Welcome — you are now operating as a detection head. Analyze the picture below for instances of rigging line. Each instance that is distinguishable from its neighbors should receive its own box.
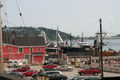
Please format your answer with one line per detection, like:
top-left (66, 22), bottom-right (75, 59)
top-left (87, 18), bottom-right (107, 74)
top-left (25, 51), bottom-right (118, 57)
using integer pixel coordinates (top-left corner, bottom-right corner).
top-left (2, 0), bottom-right (9, 27)
top-left (15, 0), bottom-right (25, 27)
top-left (2, 19), bottom-right (19, 27)
top-left (102, 30), bottom-right (118, 35)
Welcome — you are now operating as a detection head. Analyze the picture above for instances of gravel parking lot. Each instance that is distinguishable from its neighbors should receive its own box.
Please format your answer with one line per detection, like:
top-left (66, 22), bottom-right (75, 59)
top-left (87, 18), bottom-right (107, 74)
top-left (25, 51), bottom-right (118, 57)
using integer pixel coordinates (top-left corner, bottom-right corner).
top-left (4, 65), bottom-right (120, 80)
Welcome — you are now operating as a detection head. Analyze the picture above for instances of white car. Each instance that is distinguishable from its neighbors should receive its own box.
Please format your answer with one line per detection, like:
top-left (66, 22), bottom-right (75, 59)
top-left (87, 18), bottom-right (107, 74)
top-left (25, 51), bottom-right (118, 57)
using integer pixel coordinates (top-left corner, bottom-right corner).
top-left (7, 60), bottom-right (23, 68)
top-left (58, 65), bottom-right (73, 71)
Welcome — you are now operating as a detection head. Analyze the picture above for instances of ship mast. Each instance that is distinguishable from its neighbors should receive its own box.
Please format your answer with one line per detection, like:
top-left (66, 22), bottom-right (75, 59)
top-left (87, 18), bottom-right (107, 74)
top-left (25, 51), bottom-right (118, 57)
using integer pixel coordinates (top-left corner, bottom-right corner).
top-left (0, 0), bottom-right (4, 73)
top-left (56, 27), bottom-right (59, 61)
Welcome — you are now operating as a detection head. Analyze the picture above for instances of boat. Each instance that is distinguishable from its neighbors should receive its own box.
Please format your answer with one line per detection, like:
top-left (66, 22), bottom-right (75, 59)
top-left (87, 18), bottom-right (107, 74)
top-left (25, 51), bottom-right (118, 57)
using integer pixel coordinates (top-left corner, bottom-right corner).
top-left (61, 34), bottom-right (92, 58)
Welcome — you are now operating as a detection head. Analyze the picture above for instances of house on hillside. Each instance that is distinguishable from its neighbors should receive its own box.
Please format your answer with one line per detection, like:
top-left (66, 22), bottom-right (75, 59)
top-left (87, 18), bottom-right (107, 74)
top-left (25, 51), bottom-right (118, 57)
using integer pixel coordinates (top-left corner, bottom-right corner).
top-left (2, 31), bottom-right (46, 64)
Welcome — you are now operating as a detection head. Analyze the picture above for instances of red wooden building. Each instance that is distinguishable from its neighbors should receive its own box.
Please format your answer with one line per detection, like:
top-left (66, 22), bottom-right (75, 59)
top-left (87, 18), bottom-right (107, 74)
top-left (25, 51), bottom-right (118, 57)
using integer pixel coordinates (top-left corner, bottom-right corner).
top-left (2, 35), bottom-right (46, 64)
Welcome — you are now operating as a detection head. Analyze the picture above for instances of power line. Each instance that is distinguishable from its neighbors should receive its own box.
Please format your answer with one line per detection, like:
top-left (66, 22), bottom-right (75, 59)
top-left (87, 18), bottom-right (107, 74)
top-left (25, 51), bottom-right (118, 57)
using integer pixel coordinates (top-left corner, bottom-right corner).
top-left (2, 19), bottom-right (19, 27)
top-left (2, 0), bottom-right (9, 27)
top-left (2, 0), bottom-right (25, 27)
top-left (15, 0), bottom-right (25, 27)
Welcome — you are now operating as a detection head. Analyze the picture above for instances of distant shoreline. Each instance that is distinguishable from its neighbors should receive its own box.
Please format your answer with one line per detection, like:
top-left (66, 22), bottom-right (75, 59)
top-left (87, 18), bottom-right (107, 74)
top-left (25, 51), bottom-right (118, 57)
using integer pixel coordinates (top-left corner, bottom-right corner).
top-left (87, 36), bottom-right (120, 39)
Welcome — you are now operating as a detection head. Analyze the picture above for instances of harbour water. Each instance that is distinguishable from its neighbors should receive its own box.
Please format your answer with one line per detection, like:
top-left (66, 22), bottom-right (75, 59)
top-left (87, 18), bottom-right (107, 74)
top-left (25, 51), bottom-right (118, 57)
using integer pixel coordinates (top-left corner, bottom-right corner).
top-left (87, 38), bottom-right (120, 51)
top-left (53, 38), bottom-right (120, 51)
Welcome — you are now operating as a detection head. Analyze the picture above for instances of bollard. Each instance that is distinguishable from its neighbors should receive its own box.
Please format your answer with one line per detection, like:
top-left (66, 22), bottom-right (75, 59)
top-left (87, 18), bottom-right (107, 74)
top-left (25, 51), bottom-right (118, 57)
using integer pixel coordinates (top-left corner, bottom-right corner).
top-left (44, 75), bottom-right (49, 80)
top-left (45, 77), bottom-right (49, 80)
top-left (37, 70), bottom-right (46, 80)
top-left (37, 75), bottom-right (40, 80)
top-left (41, 75), bottom-right (45, 80)
top-left (37, 75), bottom-right (44, 80)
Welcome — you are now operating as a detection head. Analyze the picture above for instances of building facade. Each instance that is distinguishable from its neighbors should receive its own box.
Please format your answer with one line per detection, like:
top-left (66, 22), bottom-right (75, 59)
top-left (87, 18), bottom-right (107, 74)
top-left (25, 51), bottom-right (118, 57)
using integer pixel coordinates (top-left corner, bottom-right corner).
top-left (2, 35), bottom-right (46, 64)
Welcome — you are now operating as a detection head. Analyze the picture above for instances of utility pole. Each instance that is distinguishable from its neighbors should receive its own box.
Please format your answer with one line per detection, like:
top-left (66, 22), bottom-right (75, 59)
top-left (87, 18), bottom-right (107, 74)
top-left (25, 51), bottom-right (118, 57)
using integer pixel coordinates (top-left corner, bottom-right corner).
top-left (100, 18), bottom-right (104, 78)
top-left (70, 32), bottom-right (72, 47)
top-left (56, 27), bottom-right (59, 61)
top-left (0, 0), bottom-right (4, 73)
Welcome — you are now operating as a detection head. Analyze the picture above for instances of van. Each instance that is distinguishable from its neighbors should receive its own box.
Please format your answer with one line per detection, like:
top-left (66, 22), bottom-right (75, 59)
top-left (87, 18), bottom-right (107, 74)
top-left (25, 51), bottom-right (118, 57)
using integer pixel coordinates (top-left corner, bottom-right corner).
top-left (7, 60), bottom-right (23, 68)
top-left (7, 60), bottom-right (18, 68)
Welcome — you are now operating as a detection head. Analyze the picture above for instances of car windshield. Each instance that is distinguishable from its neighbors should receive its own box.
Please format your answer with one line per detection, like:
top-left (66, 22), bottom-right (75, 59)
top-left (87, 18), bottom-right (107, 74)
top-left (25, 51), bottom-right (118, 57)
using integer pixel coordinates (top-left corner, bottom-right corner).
top-left (61, 65), bottom-right (67, 67)
top-left (14, 61), bottom-right (17, 63)
top-left (22, 66), bottom-right (30, 69)
top-left (8, 61), bottom-right (12, 63)
top-left (85, 68), bottom-right (91, 70)
top-left (47, 63), bottom-right (55, 65)
top-left (26, 70), bottom-right (34, 72)
top-left (47, 72), bottom-right (61, 76)
top-left (44, 68), bottom-right (57, 71)
top-left (85, 67), bottom-right (99, 70)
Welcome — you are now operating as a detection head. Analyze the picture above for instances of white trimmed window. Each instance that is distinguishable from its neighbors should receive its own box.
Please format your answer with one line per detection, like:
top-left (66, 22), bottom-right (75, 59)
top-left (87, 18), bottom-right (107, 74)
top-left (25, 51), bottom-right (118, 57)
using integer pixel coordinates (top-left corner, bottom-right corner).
top-left (30, 48), bottom-right (33, 53)
top-left (19, 48), bottom-right (23, 52)
top-left (38, 48), bottom-right (41, 51)
top-left (8, 48), bottom-right (11, 52)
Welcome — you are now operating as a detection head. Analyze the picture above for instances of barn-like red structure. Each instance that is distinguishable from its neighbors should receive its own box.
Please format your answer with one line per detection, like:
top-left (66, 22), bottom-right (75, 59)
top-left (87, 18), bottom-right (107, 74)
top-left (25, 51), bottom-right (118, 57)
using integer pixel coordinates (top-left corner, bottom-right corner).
top-left (2, 34), bottom-right (46, 64)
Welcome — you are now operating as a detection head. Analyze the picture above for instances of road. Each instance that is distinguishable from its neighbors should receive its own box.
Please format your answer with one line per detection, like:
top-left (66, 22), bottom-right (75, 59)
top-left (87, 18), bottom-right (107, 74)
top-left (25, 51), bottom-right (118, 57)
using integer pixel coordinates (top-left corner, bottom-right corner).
top-left (61, 68), bottom-right (120, 79)
top-left (4, 66), bottom-right (120, 80)
top-left (30, 66), bottom-right (120, 79)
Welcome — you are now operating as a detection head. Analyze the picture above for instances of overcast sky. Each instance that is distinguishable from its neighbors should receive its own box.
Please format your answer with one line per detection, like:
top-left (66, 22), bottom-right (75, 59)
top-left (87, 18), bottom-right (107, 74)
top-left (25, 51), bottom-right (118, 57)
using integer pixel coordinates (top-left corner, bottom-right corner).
top-left (1, 0), bottom-right (120, 37)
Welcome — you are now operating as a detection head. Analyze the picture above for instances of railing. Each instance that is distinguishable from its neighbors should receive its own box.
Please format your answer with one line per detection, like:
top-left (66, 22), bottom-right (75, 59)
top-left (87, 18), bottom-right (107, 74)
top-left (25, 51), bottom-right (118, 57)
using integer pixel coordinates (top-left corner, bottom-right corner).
top-left (103, 67), bottom-right (120, 73)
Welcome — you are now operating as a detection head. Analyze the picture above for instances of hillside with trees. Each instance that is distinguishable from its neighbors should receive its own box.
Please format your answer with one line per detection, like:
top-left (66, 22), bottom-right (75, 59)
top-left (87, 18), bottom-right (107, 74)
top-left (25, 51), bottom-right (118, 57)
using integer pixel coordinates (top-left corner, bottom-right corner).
top-left (3, 27), bottom-right (74, 40)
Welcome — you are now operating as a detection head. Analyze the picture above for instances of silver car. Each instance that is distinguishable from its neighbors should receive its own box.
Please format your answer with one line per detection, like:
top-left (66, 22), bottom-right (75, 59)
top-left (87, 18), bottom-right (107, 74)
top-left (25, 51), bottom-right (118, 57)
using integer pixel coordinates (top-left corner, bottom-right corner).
top-left (58, 65), bottom-right (73, 71)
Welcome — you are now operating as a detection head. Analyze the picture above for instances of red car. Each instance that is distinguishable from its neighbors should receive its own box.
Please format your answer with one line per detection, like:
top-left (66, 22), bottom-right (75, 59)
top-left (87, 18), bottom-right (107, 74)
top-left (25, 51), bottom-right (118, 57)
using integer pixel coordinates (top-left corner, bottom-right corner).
top-left (12, 66), bottom-right (30, 72)
top-left (78, 67), bottom-right (101, 75)
top-left (42, 63), bottom-right (59, 69)
top-left (22, 70), bottom-right (39, 76)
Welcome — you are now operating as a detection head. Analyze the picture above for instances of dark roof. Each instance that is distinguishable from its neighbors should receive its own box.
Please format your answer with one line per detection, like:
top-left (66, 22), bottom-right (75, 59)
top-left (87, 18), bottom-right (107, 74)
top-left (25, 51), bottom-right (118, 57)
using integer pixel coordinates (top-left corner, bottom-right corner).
top-left (2, 31), bottom-right (12, 44)
top-left (13, 36), bottom-right (46, 46)
top-left (2, 31), bottom-right (46, 46)
top-left (2, 29), bottom-right (46, 46)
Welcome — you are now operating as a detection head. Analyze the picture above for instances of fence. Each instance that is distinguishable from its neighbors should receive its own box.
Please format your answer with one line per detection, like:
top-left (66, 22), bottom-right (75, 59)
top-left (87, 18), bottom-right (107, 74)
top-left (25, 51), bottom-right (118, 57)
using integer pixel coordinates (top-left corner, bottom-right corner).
top-left (103, 67), bottom-right (120, 73)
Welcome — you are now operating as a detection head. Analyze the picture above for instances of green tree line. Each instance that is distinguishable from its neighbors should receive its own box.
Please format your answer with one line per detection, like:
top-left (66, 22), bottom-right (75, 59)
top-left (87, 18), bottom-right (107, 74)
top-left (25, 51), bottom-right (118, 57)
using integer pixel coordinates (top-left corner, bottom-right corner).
top-left (3, 26), bottom-right (75, 40)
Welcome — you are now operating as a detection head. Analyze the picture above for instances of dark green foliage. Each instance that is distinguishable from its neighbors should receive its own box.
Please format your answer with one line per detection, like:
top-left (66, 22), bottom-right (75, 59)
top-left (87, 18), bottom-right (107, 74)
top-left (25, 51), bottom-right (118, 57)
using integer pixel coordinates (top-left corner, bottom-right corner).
top-left (5, 26), bottom-right (74, 40)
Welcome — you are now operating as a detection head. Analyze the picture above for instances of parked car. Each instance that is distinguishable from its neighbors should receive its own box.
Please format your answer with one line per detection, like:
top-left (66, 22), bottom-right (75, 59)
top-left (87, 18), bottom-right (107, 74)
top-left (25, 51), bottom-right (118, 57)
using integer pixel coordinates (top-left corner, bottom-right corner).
top-left (46, 71), bottom-right (68, 80)
top-left (32, 68), bottom-right (58, 78)
top-left (9, 71), bottom-right (24, 78)
top-left (42, 63), bottom-right (59, 69)
top-left (43, 68), bottom-right (58, 71)
top-left (58, 65), bottom-right (73, 71)
top-left (78, 67), bottom-right (101, 75)
top-left (12, 66), bottom-right (30, 72)
top-left (7, 60), bottom-right (23, 68)
top-left (22, 69), bottom-right (39, 76)
top-left (32, 71), bottom-right (68, 80)
top-left (7, 60), bottom-right (18, 68)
